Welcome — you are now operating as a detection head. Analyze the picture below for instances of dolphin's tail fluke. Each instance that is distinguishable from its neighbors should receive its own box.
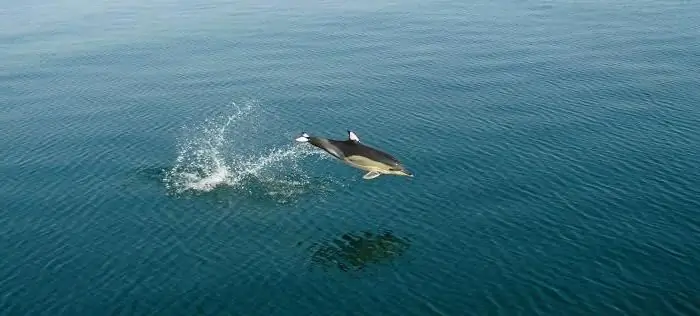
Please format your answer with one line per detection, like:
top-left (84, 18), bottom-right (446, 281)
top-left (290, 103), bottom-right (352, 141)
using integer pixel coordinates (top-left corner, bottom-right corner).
top-left (295, 132), bottom-right (310, 142)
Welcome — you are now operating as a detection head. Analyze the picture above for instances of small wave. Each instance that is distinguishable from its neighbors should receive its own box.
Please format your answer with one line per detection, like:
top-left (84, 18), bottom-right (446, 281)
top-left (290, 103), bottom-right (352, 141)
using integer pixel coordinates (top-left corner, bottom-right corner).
top-left (162, 100), bottom-right (332, 201)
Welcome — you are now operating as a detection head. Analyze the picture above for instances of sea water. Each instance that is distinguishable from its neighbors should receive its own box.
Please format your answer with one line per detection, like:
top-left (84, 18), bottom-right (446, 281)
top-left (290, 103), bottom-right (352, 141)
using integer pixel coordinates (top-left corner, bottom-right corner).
top-left (1, 0), bottom-right (700, 315)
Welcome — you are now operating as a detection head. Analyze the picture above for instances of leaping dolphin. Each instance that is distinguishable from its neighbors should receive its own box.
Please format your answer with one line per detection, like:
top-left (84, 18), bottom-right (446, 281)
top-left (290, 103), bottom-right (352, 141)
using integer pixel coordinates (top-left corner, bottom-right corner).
top-left (295, 130), bottom-right (413, 180)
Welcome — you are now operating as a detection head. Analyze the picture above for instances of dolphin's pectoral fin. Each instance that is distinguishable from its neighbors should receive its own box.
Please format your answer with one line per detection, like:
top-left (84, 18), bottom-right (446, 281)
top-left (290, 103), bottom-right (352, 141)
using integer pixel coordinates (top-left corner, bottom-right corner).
top-left (362, 171), bottom-right (381, 180)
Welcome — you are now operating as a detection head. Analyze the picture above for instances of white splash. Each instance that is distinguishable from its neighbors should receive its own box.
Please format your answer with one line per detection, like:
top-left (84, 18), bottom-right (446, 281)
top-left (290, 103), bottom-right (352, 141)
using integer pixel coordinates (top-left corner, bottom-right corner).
top-left (162, 100), bottom-right (324, 196)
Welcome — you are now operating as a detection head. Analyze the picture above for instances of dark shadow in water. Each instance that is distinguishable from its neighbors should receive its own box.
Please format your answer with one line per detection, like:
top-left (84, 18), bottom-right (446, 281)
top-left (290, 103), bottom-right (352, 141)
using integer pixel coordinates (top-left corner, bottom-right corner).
top-left (308, 229), bottom-right (411, 273)
top-left (118, 165), bottom-right (170, 194)
top-left (138, 165), bottom-right (170, 182)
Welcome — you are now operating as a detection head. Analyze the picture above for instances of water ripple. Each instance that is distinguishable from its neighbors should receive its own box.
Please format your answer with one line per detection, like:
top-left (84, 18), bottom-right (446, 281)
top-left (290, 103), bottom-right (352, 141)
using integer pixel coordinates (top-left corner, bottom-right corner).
top-left (2, 0), bottom-right (700, 315)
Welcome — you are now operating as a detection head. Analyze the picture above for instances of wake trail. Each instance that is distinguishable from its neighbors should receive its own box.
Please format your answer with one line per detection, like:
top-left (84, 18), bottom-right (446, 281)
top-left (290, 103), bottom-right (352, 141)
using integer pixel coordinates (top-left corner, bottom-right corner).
top-left (162, 100), bottom-right (331, 199)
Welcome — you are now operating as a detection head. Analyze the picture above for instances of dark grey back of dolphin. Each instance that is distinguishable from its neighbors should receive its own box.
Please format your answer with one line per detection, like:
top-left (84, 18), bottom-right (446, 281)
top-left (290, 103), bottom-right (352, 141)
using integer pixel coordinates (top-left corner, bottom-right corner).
top-left (306, 136), bottom-right (402, 169)
top-left (329, 139), bottom-right (403, 169)
top-left (306, 136), bottom-right (345, 159)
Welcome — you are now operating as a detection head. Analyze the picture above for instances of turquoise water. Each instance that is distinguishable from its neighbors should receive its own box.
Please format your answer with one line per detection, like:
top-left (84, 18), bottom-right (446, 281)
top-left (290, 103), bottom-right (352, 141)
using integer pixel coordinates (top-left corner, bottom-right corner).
top-left (2, 0), bottom-right (700, 315)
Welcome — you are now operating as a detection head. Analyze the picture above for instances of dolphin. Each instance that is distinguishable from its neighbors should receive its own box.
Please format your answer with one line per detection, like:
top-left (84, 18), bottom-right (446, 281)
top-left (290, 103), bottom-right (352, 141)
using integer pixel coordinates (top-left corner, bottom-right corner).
top-left (295, 130), bottom-right (413, 180)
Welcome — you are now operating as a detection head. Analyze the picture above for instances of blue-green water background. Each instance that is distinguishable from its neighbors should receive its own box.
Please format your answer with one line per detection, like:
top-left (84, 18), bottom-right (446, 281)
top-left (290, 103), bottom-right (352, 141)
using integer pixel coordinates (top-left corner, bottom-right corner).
top-left (2, 0), bottom-right (700, 315)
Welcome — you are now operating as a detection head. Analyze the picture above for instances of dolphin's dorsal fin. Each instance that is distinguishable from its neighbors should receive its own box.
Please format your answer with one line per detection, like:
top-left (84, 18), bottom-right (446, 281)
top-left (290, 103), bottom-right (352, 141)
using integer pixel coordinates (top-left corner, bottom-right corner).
top-left (347, 130), bottom-right (360, 143)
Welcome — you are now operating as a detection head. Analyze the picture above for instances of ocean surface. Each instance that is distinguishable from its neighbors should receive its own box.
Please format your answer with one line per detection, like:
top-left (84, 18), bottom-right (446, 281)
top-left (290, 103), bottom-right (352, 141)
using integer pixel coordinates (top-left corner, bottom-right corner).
top-left (2, 0), bottom-right (700, 315)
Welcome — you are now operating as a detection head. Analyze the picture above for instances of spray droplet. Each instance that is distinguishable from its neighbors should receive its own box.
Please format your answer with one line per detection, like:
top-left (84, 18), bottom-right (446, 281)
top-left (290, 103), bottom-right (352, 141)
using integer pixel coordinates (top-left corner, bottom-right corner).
top-left (162, 100), bottom-right (334, 201)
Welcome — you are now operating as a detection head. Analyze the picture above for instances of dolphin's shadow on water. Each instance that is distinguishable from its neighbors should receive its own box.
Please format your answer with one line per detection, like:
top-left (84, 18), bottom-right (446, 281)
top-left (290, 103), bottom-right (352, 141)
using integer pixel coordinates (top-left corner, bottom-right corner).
top-left (307, 229), bottom-right (412, 273)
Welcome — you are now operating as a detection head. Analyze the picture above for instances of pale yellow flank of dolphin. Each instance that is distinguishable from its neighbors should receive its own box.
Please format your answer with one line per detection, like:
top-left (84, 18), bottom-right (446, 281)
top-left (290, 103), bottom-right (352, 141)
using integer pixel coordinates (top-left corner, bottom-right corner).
top-left (343, 155), bottom-right (412, 179)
